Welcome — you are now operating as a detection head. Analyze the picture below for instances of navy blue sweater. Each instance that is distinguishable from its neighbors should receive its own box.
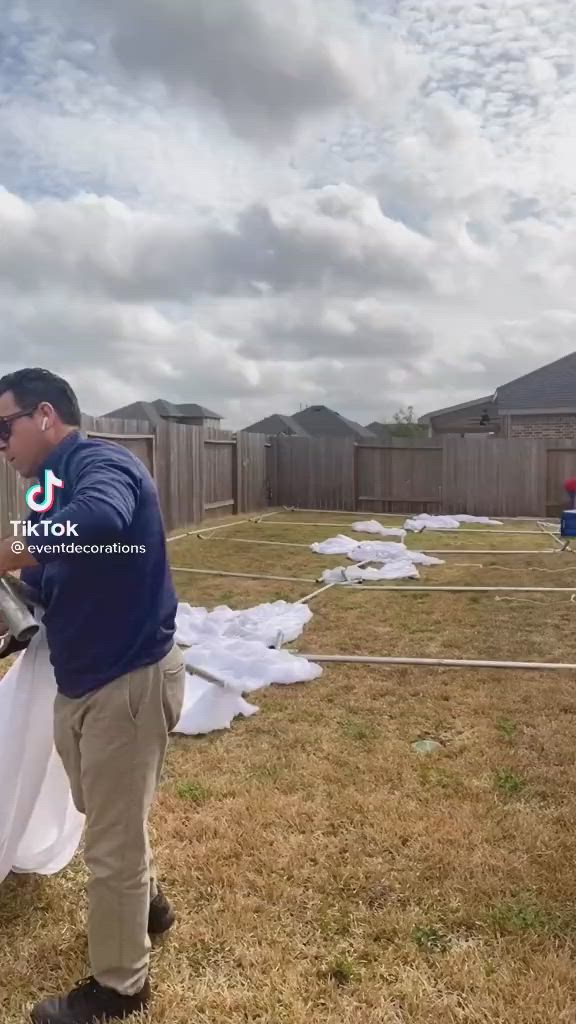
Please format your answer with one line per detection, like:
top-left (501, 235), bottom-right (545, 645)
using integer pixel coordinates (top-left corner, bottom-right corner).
top-left (20, 431), bottom-right (178, 698)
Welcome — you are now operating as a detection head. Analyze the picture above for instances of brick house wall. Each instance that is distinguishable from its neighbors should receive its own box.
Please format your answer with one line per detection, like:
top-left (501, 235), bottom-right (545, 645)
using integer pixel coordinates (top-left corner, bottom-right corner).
top-left (508, 415), bottom-right (576, 439)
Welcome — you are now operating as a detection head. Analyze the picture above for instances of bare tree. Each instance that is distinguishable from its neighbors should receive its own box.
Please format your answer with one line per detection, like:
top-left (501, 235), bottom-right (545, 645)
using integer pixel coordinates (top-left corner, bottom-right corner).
top-left (388, 406), bottom-right (425, 437)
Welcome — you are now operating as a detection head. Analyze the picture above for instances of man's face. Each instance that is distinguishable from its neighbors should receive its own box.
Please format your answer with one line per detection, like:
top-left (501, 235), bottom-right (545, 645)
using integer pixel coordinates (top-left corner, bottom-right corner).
top-left (0, 391), bottom-right (50, 478)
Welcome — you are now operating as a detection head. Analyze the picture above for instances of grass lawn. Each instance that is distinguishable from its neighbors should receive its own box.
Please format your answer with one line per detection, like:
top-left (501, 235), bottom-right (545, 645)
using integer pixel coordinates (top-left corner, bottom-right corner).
top-left (2, 509), bottom-right (576, 1022)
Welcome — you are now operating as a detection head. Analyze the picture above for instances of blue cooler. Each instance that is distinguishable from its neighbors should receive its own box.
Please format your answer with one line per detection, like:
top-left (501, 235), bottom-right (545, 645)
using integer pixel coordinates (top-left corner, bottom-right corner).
top-left (560, 510), bottom-right (576, 538)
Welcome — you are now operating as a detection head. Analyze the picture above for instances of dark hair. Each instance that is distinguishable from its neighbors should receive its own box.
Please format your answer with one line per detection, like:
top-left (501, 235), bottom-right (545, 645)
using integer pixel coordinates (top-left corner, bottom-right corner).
top-left (0, 368), bottom-right (82, 426)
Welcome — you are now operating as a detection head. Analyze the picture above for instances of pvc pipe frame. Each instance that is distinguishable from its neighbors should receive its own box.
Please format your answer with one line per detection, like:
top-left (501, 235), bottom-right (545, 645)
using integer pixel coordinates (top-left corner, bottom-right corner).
top-left (168, 512), bottom-right (280, 544)
top-left (168, 511), bottom-right (559, 543)
top-left (299, 653), bottom-right (576, 672)
top-left (297, 558), bottom-right (376, 605)
top-left (300, 583), bottom-right (576, 602)
top-left (537, 520), bottom-right (572, 552)
top-left (208, 537), bottom-right (560, 556)
top-left (167, 519), bottom-right (249, 543)
top-left (186, 649), bottom-right (576, 686)
top-left (169, 554), bottom-right (571, 597)
top-left (215, 537), bottom-right (312, 549)
top-left (168, 509), bottom-right (559, 543)
top-left (167, 510), bottom-right (574, 680)
top-left (259, 521), bottom-right (558, 536)
top-left (167, 509), bottom-right (574, 682)
top-left (194, 518), bottom-right (252, 540)
top-left (172, 566), bottom-right (315, 584)
top-left (281, 505), bottom-right (558, 523)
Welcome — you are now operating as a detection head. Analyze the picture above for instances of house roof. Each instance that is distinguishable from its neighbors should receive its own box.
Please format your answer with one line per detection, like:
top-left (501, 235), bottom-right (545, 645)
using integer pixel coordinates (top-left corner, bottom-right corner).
top-left (365, 420), bottom-right (397, 439)
top-left (103, 400), bottom-right (163, 425)
top-left (367, 419), bottom-right (428, 437)
top-left (419, 351), bottom-right (576, 422)
top-left (169, 402), bottom-right (221, 419)
top-left (104, 399), bottom-right (221, 421)
top-left (366, 420), bottom-right (391, 435)
top-left (418, 396), bottom-right (495, 425)
top-left (292, 405), bottom-right (376, 440)
top-left (496, 351), bottom-right (576, 411)
top-left (242, 414), bottom-right (308, 436)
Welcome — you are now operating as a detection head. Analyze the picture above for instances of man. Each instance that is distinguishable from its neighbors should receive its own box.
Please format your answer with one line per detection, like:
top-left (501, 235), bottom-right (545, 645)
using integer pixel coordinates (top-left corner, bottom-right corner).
top-left (0, 368), bottom-right (185, 1024)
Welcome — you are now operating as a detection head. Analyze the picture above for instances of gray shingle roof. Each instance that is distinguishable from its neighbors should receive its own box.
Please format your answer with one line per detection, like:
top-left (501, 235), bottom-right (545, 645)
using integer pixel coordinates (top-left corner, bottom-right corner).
top-left (103, 400), bottom-right (163, 424)
top-left (242, 414), bottom-right (308, 435)
top-left (292, 405), bottom-right (376, 440)
top-left (496, 351), bottom-right (576, 411)
top-left (168, 402), bottom-right (221, 419)
top-left (104, 398), bottom-right (221, 421)
top-left (418, 397), bottom-right (495, 424)
top-left (366, 421), bottom-right (395, 438)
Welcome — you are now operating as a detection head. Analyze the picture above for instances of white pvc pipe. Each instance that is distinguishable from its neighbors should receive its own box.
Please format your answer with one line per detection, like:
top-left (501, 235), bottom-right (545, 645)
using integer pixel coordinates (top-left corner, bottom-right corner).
top-left (250, 510), bottom-right (284, 524)
top-left (214, 537), bottom-right (311, 549)
top-left (298, 559), bottom-right (375, 604)
top-left (299, 653), bottom-right (576, 672)
top-left (170, 511), bottom-right (276, 543)
top-left (330, 584), bottom-right (576, 593)
top-left (262, 521), bottom-right (558, 535)
top-left (297, 582), bottom-right (340, 604)
top-left (269, 519), bottom-right (402, 529)
top-left (414, 549), bottom-right (558, 555)
top-left (213, 538), bottom-right (558, 555)
top-left (537, 520), bottom-right (569, 551)
top-left (194, 518), bottom-right (252, 539)
top-left (172, 566), bottom-right (315, 583)
top-left (282, 505), bottom-right (557, 524)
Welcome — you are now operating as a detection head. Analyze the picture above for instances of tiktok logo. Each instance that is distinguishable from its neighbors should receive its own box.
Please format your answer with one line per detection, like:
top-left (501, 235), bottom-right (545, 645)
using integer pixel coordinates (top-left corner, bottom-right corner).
top-left (25, 469), bottom-right (64, 512)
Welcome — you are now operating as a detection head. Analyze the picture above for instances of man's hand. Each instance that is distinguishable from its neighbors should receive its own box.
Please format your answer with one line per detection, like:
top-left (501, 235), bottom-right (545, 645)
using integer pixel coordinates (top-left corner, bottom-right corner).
top-left (0, 537), bottom-right (39, 575)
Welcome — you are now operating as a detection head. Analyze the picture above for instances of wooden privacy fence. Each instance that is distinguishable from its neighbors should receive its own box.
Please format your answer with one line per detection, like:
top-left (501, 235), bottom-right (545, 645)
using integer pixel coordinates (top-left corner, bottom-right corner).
top-left (268, 435), bottom-right (576, 518)
top-left (2, 423), bottom-right (576, 536)
top-left (155, 423), bottom-right (268, 531)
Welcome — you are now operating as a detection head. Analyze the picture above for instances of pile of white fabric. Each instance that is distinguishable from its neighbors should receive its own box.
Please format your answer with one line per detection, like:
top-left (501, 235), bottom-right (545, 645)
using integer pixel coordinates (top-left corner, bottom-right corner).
top-left (351, 520), bottom-right (406, 539)
top-left (348, 515), bottom-right (502, 538)
top-left (311, 534), bottom-right (362, 555)
top-left (1, 600), bottom-right (321, 884)
top-left (347, 542), bottom-right (444, 568)
top-left (404, 513), bottom-right (503, 532)
top-left (174, 601), bottom-right (321, 734)
top-left (321, 563), bottom-right (418, 582)
top-left (175, 600), bottom-right (312, 647)
top-left (311, 535), bottom-right (444, 582)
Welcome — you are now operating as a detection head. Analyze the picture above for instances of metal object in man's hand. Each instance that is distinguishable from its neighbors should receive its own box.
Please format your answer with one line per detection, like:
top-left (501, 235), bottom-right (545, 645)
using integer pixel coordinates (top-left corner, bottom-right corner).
top-left (0, 576), bottom-right (41, 643)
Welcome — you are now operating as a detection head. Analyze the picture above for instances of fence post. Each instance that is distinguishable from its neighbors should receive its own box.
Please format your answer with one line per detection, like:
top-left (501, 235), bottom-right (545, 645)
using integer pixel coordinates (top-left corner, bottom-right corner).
top-left (233, 433), bottom-right (241, 515)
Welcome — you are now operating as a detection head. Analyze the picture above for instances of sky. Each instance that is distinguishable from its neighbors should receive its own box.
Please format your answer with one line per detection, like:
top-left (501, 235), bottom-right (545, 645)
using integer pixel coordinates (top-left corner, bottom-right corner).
top-left (1, 0), bottom-right (575, 429)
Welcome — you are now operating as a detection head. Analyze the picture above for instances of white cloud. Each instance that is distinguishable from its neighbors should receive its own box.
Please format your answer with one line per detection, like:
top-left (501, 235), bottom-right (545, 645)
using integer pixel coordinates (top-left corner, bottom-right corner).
top-left (0, 287), bottom-right (303, 421)
top-left (233, 297), bottom-right (432, 362)
top-left (60, 0), bottom-right (424, 144)
top-left (0, 183), bottom-right (445, 302)
top-left (1, 0), bottom-right (576, 428)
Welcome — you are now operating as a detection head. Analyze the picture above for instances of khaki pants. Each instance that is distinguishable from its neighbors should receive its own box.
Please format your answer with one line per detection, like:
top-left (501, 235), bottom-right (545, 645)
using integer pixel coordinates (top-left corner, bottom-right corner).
top-left (53, 643), bottom-right (185, 996)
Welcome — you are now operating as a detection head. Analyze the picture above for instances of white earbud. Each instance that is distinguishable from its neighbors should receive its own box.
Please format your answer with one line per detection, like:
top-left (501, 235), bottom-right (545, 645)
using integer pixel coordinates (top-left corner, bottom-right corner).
top-left (41, 417), bottom-right (48, 431)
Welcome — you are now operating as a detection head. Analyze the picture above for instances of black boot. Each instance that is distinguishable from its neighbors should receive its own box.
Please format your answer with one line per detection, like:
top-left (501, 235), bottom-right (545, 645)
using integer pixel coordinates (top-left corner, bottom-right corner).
top-left (30, 976), bottom-right (150, 1023)
top-left (148, 884), bottom-right (176, 935)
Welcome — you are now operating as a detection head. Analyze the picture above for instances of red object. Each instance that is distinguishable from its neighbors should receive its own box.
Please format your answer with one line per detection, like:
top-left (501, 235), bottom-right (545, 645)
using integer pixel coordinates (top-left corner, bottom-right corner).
top-left (565, 478), bottom-right (576, 492)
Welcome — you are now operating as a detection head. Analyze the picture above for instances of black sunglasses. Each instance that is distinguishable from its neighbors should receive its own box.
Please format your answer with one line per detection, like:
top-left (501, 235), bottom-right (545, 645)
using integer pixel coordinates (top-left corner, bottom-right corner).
top-left (0, 407), bottom-right (38, 443)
